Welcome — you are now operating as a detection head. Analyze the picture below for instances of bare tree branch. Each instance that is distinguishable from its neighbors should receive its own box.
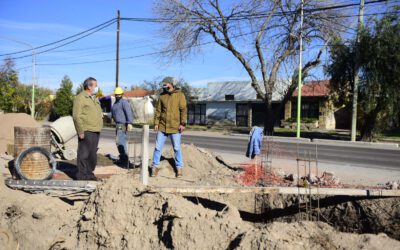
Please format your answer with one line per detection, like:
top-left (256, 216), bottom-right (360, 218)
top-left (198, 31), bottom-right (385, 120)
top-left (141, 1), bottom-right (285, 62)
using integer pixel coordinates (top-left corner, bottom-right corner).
top-left (154, 0), bottom-right (348, 133)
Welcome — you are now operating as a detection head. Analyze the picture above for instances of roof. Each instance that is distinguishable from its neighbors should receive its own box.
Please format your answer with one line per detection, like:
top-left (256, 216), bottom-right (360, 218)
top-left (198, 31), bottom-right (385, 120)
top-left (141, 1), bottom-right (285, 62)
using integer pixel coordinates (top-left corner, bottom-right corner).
top-left (292, 80), bottom-right (331, 97)
top-left (207, 81), bottom-right (258, 101)
top-left (106, 88), bottom-right (154, 98)
top-left (191, 81), bottom-right (287, 102)
top-left (124, 89), bottom-right (154, 98)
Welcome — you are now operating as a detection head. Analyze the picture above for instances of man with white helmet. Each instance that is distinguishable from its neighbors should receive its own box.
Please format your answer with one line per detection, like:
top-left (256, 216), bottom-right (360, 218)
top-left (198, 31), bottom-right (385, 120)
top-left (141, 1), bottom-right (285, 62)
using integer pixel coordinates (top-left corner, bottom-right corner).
top-left (111, 86), bottom-right (133, 167)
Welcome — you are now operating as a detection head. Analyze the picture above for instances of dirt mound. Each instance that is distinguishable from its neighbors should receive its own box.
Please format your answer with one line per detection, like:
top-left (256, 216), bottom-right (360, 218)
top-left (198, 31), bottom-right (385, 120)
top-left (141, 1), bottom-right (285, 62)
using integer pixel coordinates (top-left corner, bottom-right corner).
top-left (1, 174), bottom-right (399, 249)
top-left (77, 174), bottom-right (247, 249)
top-left (0, 113), bottom-right (40, 154)
top-left (0, 181), bottom-right (81, 250)
top-left (149, 144), bottom-right (240, 186)
top-left (74, 175), bottom-right (400, 249)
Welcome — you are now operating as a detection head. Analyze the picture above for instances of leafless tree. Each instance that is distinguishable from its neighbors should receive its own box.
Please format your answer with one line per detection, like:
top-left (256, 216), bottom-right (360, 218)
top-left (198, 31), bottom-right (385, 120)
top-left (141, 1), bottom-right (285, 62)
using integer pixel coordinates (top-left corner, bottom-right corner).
top-left (154, 0), bottom-right (346, 134)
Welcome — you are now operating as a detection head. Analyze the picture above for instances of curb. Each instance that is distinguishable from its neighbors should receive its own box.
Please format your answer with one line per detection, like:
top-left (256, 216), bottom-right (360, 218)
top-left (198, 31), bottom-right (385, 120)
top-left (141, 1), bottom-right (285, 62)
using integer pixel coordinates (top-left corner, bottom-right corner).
top-left (265, 136), bottom-right (311, 143)
top-left (312, 139), bottom-right (399, 149)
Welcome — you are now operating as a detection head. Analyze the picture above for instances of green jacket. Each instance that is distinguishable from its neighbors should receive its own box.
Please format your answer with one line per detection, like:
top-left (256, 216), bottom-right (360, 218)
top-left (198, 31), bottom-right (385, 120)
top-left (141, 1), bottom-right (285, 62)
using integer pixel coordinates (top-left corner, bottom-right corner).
top-left (154, 89), bottom-right (187, 134)
top-left (73, 91), bottom-right (103, 134)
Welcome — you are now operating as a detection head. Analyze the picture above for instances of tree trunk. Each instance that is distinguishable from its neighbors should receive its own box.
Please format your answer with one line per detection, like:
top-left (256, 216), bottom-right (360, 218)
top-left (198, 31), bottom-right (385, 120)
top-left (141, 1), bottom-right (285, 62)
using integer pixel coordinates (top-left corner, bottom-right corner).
top-left (360, 113), bottom-right (378, 141)
top-left (264, 99), bottom-right (275, 135)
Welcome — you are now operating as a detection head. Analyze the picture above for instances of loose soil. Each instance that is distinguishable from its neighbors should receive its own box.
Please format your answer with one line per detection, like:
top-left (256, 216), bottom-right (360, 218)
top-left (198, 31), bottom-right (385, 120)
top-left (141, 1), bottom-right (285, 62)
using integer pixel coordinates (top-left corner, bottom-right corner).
top-left (147, 144), bottom-right (239, 186)
top-left (1, 144), bottom-right (399, 249)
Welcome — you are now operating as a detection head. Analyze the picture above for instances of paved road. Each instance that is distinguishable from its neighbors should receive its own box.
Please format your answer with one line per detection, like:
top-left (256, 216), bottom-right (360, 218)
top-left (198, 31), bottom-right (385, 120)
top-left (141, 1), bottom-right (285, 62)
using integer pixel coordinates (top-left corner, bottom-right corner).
top-left (101, 128), bottom-right (400, 171)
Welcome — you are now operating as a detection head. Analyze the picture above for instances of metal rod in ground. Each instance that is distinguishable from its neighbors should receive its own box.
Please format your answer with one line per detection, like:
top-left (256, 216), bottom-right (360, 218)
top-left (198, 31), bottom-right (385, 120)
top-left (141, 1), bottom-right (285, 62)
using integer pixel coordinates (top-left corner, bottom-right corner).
top-left (308, 150), bottom-right (312, 221)
top-left (141, 125), bottom-right (149, 185)
top-left (316, 144), bottom-right (320, 221)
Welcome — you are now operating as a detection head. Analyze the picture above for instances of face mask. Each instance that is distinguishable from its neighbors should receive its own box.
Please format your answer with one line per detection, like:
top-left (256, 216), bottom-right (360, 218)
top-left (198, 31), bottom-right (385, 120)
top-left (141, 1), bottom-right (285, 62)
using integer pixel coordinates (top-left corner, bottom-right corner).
top-left (162, 85), bottom-right (170, 92)
top-left (92, 86), bottom-right (99, 95)
top-left (116, 96), bottom-right (122, 101)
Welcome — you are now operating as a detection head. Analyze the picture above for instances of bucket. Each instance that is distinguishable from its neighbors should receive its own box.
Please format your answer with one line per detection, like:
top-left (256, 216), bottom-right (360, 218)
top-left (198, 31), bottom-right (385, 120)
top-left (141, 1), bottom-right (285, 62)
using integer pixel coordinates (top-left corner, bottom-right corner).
top-left (14, 126), bottom-right (52, 180)
top-left (50, 116), bottom-right (77, 144)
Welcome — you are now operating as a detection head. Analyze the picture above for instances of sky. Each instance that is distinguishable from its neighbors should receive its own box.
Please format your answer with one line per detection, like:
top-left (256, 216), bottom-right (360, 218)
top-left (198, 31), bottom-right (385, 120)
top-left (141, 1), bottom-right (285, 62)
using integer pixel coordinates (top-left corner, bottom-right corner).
top-left (0, 0), bottom-right (394, 95)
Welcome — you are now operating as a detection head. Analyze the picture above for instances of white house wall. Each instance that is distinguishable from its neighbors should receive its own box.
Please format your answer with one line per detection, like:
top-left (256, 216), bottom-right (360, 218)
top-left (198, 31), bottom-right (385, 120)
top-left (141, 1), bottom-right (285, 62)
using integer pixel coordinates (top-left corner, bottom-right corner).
top-left (206, 102), bottom-right (236, 122)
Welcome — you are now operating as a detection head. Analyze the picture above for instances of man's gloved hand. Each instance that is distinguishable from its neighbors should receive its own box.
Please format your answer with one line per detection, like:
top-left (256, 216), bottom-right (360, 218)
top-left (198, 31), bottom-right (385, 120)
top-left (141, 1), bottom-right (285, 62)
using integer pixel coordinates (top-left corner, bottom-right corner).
top-left (127, 124), bottom-right (133, 131)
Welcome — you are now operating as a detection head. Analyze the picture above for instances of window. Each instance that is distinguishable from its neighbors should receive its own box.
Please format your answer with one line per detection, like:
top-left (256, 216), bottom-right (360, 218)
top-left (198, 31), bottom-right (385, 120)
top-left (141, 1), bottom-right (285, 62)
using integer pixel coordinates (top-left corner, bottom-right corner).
top-left (291, 100), bottom-right (319, 119)
top-left (187, 104), bottom-right (206, 125)
top-left (225, 95), bottom-right (235, 101)
top-left (236, 104), bottom-right (249, 127)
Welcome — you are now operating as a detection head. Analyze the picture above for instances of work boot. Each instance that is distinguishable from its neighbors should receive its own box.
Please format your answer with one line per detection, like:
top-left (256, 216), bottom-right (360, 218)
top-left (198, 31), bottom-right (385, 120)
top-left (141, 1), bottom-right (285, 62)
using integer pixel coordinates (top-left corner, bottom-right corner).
top-left (151, 167), bottom-right (160, 177)
top-left (176, 169), bottom-right (183, 178)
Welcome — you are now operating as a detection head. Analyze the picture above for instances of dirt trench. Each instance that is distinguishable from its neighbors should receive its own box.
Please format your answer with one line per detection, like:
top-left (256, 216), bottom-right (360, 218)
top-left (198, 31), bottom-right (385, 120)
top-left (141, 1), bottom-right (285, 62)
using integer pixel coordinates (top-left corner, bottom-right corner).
top-left (183, 192), bottom-right (400, 241)
top-left (1, 173), bottom-right (400, 249)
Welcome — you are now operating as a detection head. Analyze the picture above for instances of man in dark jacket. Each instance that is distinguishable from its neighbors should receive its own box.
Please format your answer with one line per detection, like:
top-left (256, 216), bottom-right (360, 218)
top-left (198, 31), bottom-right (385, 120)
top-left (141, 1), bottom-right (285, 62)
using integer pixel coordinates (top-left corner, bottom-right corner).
top-left (111, 86), bottom-right (133, 167)
top-left (72, 77), bottom-right (103, 180)
top-left (152, 76), bottom-right (187, 177)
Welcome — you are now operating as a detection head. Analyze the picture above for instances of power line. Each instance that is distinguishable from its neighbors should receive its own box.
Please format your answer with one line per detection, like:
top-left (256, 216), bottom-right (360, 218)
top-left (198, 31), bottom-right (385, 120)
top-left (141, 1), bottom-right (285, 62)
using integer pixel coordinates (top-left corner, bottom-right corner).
top-left (35, 23), bottom-right (350, 66)
top-left (9, 20), bottom-right (116, 60)
top-left (121, 0), bottom-right (392, 23)
top-left (3, 0), bottom-right (396, 61)
top-left (0, 18), bottom-right (116, 57)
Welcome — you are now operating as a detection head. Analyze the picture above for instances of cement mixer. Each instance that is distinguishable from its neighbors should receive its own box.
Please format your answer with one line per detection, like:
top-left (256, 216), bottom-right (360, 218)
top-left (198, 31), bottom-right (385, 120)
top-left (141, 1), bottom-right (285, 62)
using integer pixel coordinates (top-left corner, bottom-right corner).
top-left (49, 116), bottom-right (77, 161)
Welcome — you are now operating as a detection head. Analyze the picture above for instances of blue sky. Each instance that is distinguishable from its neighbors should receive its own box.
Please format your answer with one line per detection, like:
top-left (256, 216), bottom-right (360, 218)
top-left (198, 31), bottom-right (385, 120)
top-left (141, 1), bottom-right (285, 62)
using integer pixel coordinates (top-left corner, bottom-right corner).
top-left (0, 0), bottom-right (393, 95)
top-left (0, 0), bottom-right (251, 94)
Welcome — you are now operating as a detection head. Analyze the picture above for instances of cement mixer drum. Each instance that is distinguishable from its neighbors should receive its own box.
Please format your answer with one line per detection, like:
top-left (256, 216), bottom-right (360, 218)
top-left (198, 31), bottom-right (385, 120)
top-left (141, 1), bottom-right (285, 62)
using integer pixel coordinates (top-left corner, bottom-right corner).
top-left (50, 116), bottom-right (77, 144)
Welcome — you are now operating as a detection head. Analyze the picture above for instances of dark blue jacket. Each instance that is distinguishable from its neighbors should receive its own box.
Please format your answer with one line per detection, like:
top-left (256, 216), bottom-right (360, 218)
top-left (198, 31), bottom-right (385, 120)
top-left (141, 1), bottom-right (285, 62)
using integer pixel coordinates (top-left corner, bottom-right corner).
top-left (111, 98), bottom-right (133, 125)
top-left (246, 126), bottom-right (263, 159)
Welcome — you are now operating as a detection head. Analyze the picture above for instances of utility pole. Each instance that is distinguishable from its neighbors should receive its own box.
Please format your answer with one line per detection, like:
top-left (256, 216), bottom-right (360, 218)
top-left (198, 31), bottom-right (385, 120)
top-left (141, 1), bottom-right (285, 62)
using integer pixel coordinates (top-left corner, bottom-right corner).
top-left (31, 49), bottom-right (36, 118)
top-left (296, 0), bottom-right (304, 138)
top-left (351, 0), bottom-right (365, 141)
top-left (116, 10), bottom-right (120, 88)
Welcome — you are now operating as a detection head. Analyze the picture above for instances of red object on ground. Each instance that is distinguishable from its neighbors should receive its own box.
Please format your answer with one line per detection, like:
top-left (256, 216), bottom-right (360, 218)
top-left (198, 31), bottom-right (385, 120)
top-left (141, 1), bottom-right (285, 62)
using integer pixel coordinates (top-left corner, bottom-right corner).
top-left (237, 161), bottom-right (290, 186)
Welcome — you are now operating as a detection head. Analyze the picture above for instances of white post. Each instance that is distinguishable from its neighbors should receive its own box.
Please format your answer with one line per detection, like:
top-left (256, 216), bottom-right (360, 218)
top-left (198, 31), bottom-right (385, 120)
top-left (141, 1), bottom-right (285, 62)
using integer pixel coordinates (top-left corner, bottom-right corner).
top-left (141, 125), bottom-right (149, 185)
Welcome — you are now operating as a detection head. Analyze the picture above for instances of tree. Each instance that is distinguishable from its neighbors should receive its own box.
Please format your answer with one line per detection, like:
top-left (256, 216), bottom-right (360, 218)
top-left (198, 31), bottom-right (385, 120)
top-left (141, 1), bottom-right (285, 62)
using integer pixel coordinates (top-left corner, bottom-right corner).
top-left (154, 0), bottom-right (343, 134)
top-left (176, 78), bottom-right (194, 102)
top-left (53, 75), bottom-right (74, 117)
top-left (136, 76), bottom-right (194, 100)
top-left (95, 88), bottom-right (104, 98)
top-left (327, 9), bottom-right (400, 141)
top-left (134, 76), bottom-right (163, 92)
top-left (75, 84), bottom-right (84, 95)
top-left (0, 58), bottom-right (18, 112)
top-left (13, 83), bottom-right (53, 118)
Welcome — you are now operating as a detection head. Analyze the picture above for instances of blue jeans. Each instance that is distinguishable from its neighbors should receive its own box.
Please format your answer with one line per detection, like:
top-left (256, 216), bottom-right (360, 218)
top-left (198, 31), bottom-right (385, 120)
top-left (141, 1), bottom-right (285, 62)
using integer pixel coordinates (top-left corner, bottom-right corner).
top-left (116, 129), bottom-right (128, 165)
top-left (152, 131), bottom-right (183, 168)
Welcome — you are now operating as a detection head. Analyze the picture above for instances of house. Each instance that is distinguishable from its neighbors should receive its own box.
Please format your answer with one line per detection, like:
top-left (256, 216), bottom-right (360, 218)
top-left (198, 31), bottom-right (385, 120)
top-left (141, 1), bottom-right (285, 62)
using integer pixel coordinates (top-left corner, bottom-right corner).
top-left (188, 81), bottom-right (284, 127)
top-left (188, 80), bottom-right (337, 129)
top-left (284, 80), bottom-right (335, 129)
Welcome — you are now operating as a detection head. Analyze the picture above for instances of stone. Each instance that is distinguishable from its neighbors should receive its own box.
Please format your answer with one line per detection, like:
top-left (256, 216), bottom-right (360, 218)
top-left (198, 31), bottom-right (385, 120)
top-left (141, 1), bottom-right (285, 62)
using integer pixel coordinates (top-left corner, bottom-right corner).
top-left (32, 212), bottom-right (44, 220)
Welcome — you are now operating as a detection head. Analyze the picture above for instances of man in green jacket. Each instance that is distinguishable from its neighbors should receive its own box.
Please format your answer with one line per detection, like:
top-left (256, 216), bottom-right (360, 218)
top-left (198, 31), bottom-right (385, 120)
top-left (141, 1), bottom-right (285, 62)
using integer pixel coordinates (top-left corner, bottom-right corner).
top-left (152, 76), bottom-right (187, 177)
top-left (72, 77), bottom-right (103, 180)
